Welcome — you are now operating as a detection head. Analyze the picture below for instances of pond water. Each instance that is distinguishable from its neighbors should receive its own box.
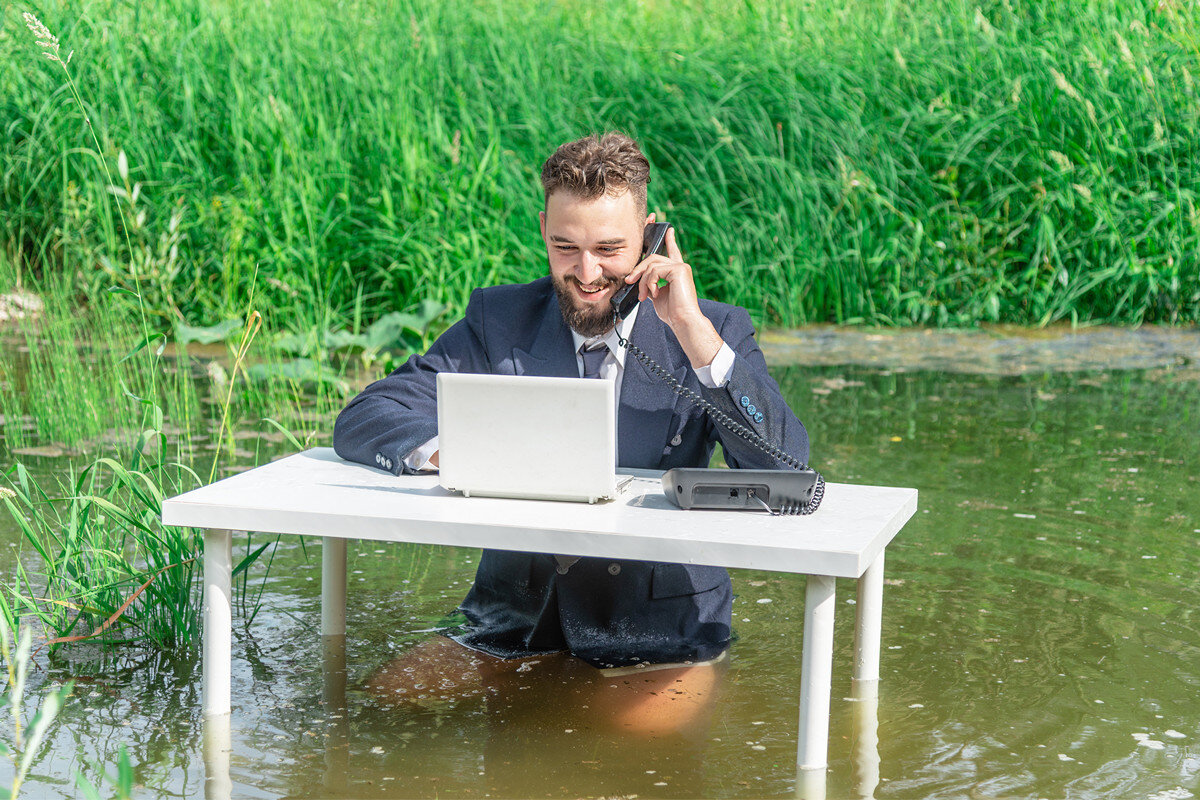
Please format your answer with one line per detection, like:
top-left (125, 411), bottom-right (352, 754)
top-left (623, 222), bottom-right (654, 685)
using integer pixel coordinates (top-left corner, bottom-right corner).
top-left (1, 327), bottom-right (1198, 799)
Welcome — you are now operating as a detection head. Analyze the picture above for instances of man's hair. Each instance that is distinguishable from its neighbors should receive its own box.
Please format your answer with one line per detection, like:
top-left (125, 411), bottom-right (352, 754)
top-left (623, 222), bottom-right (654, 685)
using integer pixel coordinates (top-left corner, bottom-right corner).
top-left (540, 132), bottom-right (651, 217)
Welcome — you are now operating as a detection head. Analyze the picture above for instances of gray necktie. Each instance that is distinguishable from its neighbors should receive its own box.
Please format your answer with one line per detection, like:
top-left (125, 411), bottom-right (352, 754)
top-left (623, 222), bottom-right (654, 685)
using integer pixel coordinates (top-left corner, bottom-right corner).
top-left (579, 340), bottom-right (609, 379)
top-left (554, 342), bottom-right (611, 575)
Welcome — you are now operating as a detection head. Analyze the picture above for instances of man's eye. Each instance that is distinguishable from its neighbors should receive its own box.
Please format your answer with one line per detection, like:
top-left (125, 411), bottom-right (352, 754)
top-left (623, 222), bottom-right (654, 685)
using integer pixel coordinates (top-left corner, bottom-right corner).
top-left (556, 246), bottom-right (577, 253)
top-left (599, 248), bottom-right (619, 255)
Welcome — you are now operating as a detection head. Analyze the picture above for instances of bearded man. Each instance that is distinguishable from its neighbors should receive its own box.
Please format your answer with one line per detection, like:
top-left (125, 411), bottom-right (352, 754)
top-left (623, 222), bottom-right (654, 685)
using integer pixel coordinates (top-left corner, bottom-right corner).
top-left (334, 131), bottom-right (809, 726)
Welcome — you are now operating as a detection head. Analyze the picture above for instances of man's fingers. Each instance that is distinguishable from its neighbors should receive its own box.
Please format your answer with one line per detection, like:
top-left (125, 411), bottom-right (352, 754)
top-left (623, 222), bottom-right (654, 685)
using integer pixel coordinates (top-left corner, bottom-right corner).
top-left (632, 258), bottom-right (662, 299)
top-left (640, 261), bottom-right (678, 300)
top-left (666, 226), bottom-right (684, 262)
top-left (637, 263), bottom-right (657, 301)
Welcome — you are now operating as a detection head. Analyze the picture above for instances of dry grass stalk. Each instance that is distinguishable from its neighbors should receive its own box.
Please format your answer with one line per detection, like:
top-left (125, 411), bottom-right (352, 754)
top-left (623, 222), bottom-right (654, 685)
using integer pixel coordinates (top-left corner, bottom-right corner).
top-left (1050, 68), bottom-right (1083, 101)
top-left (22, 13), bottom-right (71, 65)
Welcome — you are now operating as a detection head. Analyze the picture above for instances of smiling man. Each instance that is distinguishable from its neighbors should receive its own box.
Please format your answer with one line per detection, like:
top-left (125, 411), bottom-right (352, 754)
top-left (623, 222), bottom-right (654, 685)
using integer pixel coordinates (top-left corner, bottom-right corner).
top-left (334, 132), bottom-right (809, 724)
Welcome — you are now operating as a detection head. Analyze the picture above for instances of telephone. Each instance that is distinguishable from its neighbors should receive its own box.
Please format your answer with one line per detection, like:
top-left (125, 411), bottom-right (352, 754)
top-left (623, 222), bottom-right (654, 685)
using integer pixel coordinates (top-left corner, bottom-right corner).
top-left (611, 222), bottom-right (825, 515)
top-left (611, 222), bottom-right (670, 321)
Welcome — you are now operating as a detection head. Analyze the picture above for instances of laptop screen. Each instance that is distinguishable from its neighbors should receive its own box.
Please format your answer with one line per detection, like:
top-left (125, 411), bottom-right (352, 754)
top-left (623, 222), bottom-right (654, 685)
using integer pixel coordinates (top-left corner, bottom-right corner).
top-left (436, 373), bottom-right (619, 502)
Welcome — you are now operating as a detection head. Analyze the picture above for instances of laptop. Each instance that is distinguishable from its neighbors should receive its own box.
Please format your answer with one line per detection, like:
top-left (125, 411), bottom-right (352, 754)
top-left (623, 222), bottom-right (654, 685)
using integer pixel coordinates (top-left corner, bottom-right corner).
top-left (436, 373), bottom-right (633, 503)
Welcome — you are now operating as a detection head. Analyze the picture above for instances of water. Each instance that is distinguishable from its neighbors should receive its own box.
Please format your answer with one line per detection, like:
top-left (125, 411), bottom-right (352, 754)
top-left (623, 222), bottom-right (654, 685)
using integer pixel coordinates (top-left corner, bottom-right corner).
top-left (1, 329), bottom-right (1198, 799)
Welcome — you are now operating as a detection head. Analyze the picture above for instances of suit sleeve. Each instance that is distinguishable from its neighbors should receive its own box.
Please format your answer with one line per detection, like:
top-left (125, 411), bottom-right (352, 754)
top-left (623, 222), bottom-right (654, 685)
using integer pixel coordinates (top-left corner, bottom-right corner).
top-left (333, 292), bottom-right (491, 475)
top-left (698, 307), bottom-right (810, 470)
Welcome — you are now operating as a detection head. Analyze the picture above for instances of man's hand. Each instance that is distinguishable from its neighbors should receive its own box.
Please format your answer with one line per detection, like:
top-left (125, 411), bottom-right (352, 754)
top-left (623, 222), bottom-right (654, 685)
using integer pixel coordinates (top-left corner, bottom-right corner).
top-left (624, 226), bottom-right (724, 369)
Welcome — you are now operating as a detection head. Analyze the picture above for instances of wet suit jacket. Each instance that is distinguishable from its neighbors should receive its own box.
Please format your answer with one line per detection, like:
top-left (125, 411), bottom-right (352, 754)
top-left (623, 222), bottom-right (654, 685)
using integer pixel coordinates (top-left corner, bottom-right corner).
top-left (333, 276), bottom-right (809, 668)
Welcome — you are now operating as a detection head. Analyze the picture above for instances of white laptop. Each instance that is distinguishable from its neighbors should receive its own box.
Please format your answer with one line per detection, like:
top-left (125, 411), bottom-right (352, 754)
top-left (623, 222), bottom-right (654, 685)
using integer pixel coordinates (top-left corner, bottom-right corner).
top-left (436, 373), bottom-right (632, 503)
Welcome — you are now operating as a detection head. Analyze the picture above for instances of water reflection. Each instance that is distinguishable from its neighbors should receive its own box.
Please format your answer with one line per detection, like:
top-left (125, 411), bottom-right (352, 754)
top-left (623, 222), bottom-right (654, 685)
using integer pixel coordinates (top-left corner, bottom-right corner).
top-left (322, 635), bottom-right (349, 795)
top-left (849, 685), bottom-right (880, 800)
top-left (203, 713), bottom-right (232, 800)
top-left (287, 635), bottom-right (729, 798)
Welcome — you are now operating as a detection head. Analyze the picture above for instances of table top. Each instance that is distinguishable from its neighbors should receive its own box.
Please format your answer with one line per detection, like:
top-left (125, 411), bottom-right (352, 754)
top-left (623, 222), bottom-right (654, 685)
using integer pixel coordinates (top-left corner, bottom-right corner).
top-left (162, 448), bottom-right (917, 578)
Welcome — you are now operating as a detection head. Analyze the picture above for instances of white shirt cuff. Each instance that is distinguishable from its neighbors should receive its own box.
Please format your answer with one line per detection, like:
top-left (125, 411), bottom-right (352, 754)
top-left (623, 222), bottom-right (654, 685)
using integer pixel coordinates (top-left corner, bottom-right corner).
top-left (405, 436), bottom-right (440, 472)
top-left (694, 343), bottom-right (735, 388)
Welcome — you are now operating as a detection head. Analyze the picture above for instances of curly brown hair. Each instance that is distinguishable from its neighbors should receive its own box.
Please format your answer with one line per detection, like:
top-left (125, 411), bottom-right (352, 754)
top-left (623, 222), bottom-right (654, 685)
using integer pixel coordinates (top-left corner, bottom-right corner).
top-left (540, 132), bottom-right (651, 217)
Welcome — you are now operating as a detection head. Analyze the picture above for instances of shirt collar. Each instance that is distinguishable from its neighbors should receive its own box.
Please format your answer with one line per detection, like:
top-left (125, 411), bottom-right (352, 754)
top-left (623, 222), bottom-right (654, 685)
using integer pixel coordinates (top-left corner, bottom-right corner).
top-left (569, 303), bottom-right (638, 369)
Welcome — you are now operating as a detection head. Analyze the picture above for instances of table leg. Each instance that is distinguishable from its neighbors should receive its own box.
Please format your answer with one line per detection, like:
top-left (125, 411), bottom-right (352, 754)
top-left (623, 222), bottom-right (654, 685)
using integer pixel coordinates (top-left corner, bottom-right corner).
top-left (203, 710), bottom-right (232, 800)
top-left (322, 537), bottom-right (347, 636)
top-left (853, 552), bottom-right (885, 691)
top-left (797, 574), bottom-right (836, 774)
top-left (203, 528), bottom-right (233, 716)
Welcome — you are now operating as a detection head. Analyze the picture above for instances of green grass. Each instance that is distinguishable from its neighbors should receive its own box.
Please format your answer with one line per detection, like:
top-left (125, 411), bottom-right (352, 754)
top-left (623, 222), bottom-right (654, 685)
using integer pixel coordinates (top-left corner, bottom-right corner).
top-left (0, 249), bottom-right (350, 455)
top-left (2, 451), bottom-right (205, 650)
top-left (2, 0), bottom-right (1196, 331)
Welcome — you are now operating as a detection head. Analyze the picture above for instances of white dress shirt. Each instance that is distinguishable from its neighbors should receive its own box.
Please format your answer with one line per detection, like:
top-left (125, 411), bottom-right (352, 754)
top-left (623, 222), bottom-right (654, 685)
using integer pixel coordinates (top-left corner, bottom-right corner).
top-left (405, 304), bottom-right (735, 471)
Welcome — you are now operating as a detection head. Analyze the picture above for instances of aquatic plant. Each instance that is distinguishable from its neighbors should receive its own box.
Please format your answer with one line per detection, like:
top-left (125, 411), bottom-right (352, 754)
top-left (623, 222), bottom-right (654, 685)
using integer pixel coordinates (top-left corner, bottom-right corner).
top-left (0, 240), bottom-right (348, 459)
top-left (1, 442), bottom-right (206, 651)
top-left (0, 385), bottom-right (302, 654)
top-left (0, 280), bottom-right (201, 455)
top-left (266, 297), bottom-right (447, 383)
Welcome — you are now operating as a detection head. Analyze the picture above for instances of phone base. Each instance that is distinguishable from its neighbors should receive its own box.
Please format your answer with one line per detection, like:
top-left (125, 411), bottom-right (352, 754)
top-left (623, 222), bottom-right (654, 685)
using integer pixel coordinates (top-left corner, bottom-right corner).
top-left (662, 468), bottom-right (821, 514)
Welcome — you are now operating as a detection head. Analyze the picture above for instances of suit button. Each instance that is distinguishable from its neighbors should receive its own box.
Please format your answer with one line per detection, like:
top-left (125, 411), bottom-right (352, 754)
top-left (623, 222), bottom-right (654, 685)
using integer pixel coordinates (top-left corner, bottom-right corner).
top-left (740, 395), bottom-right (750, 407)
top-left (755, 412), bottom-right (764, 423)
top-left (747, 404), bottom-right (757, 415)
top-left (375, 454), bottom-right (382, 464)
top-left (607, 563), bottom-right (621, 575)
top-left (386, 458), bottom-right (393, 470)
top-left (557, 564), bottom-right (570, 575)
top-left (670, 434), bottom-right (682, 447)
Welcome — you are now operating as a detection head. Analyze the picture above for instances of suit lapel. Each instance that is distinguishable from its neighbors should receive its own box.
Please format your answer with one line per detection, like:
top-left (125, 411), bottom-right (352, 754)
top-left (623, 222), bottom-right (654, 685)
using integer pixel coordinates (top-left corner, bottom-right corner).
top-left (618, 304), bottom-right (689, 468)
top-left (512, 295), bottom-right (577, 378)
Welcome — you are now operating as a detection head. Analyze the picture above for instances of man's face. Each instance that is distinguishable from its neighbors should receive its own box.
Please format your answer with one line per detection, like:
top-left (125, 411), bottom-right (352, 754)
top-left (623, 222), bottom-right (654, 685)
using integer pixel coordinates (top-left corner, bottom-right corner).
top-left (540, 189), bottom-right (653, 337)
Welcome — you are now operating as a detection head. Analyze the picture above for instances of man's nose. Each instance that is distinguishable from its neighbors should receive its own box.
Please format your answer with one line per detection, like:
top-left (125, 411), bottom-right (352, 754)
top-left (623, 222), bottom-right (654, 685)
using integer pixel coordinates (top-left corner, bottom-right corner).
top-left (575, 251), bottom-right (604, 284)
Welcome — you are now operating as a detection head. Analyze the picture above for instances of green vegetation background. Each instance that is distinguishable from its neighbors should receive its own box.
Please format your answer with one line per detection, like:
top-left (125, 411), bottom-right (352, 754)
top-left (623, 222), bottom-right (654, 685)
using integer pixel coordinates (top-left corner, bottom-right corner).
top-left (2, 0), bottom-right (1198, 331)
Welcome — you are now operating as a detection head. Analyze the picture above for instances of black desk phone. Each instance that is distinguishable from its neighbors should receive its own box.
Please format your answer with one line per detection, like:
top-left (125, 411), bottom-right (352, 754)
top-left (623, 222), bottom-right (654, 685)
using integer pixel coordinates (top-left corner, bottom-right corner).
top-left (612, 222), bottom-right (825, 515)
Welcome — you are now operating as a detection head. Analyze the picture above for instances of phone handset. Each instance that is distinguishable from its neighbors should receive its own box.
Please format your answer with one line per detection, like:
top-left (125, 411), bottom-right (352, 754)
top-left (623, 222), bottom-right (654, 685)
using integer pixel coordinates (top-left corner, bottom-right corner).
top-left (611, 222), bottom-right (670, 322)
top-left (610, 222), bottom-right (824, 515)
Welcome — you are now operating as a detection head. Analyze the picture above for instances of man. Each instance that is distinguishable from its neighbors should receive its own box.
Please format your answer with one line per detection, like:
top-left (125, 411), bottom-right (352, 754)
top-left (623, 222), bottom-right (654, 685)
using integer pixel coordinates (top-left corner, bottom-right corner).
top-left (334, 132), bottom-right (809, 722)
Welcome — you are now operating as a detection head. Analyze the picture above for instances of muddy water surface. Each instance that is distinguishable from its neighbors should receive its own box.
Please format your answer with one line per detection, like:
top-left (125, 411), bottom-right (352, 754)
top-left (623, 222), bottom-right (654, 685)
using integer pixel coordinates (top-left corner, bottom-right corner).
top-left (0, 326), bottom-right (1198, 799)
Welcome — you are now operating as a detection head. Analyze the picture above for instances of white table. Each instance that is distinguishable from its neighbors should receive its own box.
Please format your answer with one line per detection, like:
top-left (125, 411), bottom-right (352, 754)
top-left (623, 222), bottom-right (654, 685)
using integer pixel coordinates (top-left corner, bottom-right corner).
top-left (163, 448), bottom-right (916, 793)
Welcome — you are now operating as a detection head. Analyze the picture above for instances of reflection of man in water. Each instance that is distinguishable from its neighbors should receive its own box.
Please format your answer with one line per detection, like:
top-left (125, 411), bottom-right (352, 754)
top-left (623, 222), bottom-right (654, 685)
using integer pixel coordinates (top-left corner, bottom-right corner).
top-left (333, 131), bottom-right (808, 732)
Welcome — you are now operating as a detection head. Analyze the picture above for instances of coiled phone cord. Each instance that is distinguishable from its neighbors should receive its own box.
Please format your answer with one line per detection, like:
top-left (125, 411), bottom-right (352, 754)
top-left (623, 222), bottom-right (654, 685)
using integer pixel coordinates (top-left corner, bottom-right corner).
top-left (614, 326), bottom-right (825, 515)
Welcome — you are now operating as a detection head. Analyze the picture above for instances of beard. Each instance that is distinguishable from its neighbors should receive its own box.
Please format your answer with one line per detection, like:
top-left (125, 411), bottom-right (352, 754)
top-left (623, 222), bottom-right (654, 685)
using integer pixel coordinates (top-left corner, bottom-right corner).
top-left (552, 273), bottom-right (621, 337)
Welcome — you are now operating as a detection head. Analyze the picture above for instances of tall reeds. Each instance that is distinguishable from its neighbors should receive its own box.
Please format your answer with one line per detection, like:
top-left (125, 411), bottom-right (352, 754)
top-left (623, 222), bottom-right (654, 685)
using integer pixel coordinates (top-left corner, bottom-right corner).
top-left (2, 0), bottom-right (1195, 330)
top-left (0, 12), bottom-right (322, 657)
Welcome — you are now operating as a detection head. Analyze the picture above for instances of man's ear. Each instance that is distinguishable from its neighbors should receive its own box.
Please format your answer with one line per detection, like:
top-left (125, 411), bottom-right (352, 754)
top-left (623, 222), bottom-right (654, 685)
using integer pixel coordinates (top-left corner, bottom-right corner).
top-left (539, 210), bottom-right (547, 243)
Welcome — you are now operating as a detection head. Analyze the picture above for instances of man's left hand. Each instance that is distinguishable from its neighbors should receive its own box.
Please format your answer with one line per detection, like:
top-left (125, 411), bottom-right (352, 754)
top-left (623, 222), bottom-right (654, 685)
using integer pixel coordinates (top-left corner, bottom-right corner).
top-left (624, 226), bottom-right (724, 369)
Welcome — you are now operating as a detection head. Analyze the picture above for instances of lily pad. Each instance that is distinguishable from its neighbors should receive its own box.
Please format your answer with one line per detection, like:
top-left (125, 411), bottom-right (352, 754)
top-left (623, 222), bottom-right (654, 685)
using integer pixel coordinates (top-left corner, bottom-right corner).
top-left (13, 445), bottom-right (70, 458)
top-left (244, 358), bottom-right (349, 395)
top-left (176, 318), bottom-right (243, 346)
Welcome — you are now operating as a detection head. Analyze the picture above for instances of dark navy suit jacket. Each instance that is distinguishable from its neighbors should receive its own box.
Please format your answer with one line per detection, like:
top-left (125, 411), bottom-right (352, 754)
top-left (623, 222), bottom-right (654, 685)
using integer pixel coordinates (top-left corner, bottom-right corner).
top-left (333, 277), bottom-right (809, 667)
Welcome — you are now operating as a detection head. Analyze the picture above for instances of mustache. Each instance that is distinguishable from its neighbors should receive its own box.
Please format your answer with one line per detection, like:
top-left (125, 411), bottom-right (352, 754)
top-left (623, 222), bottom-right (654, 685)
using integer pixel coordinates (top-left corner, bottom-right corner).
top-left (567, 275), bottom-right (621, 291)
